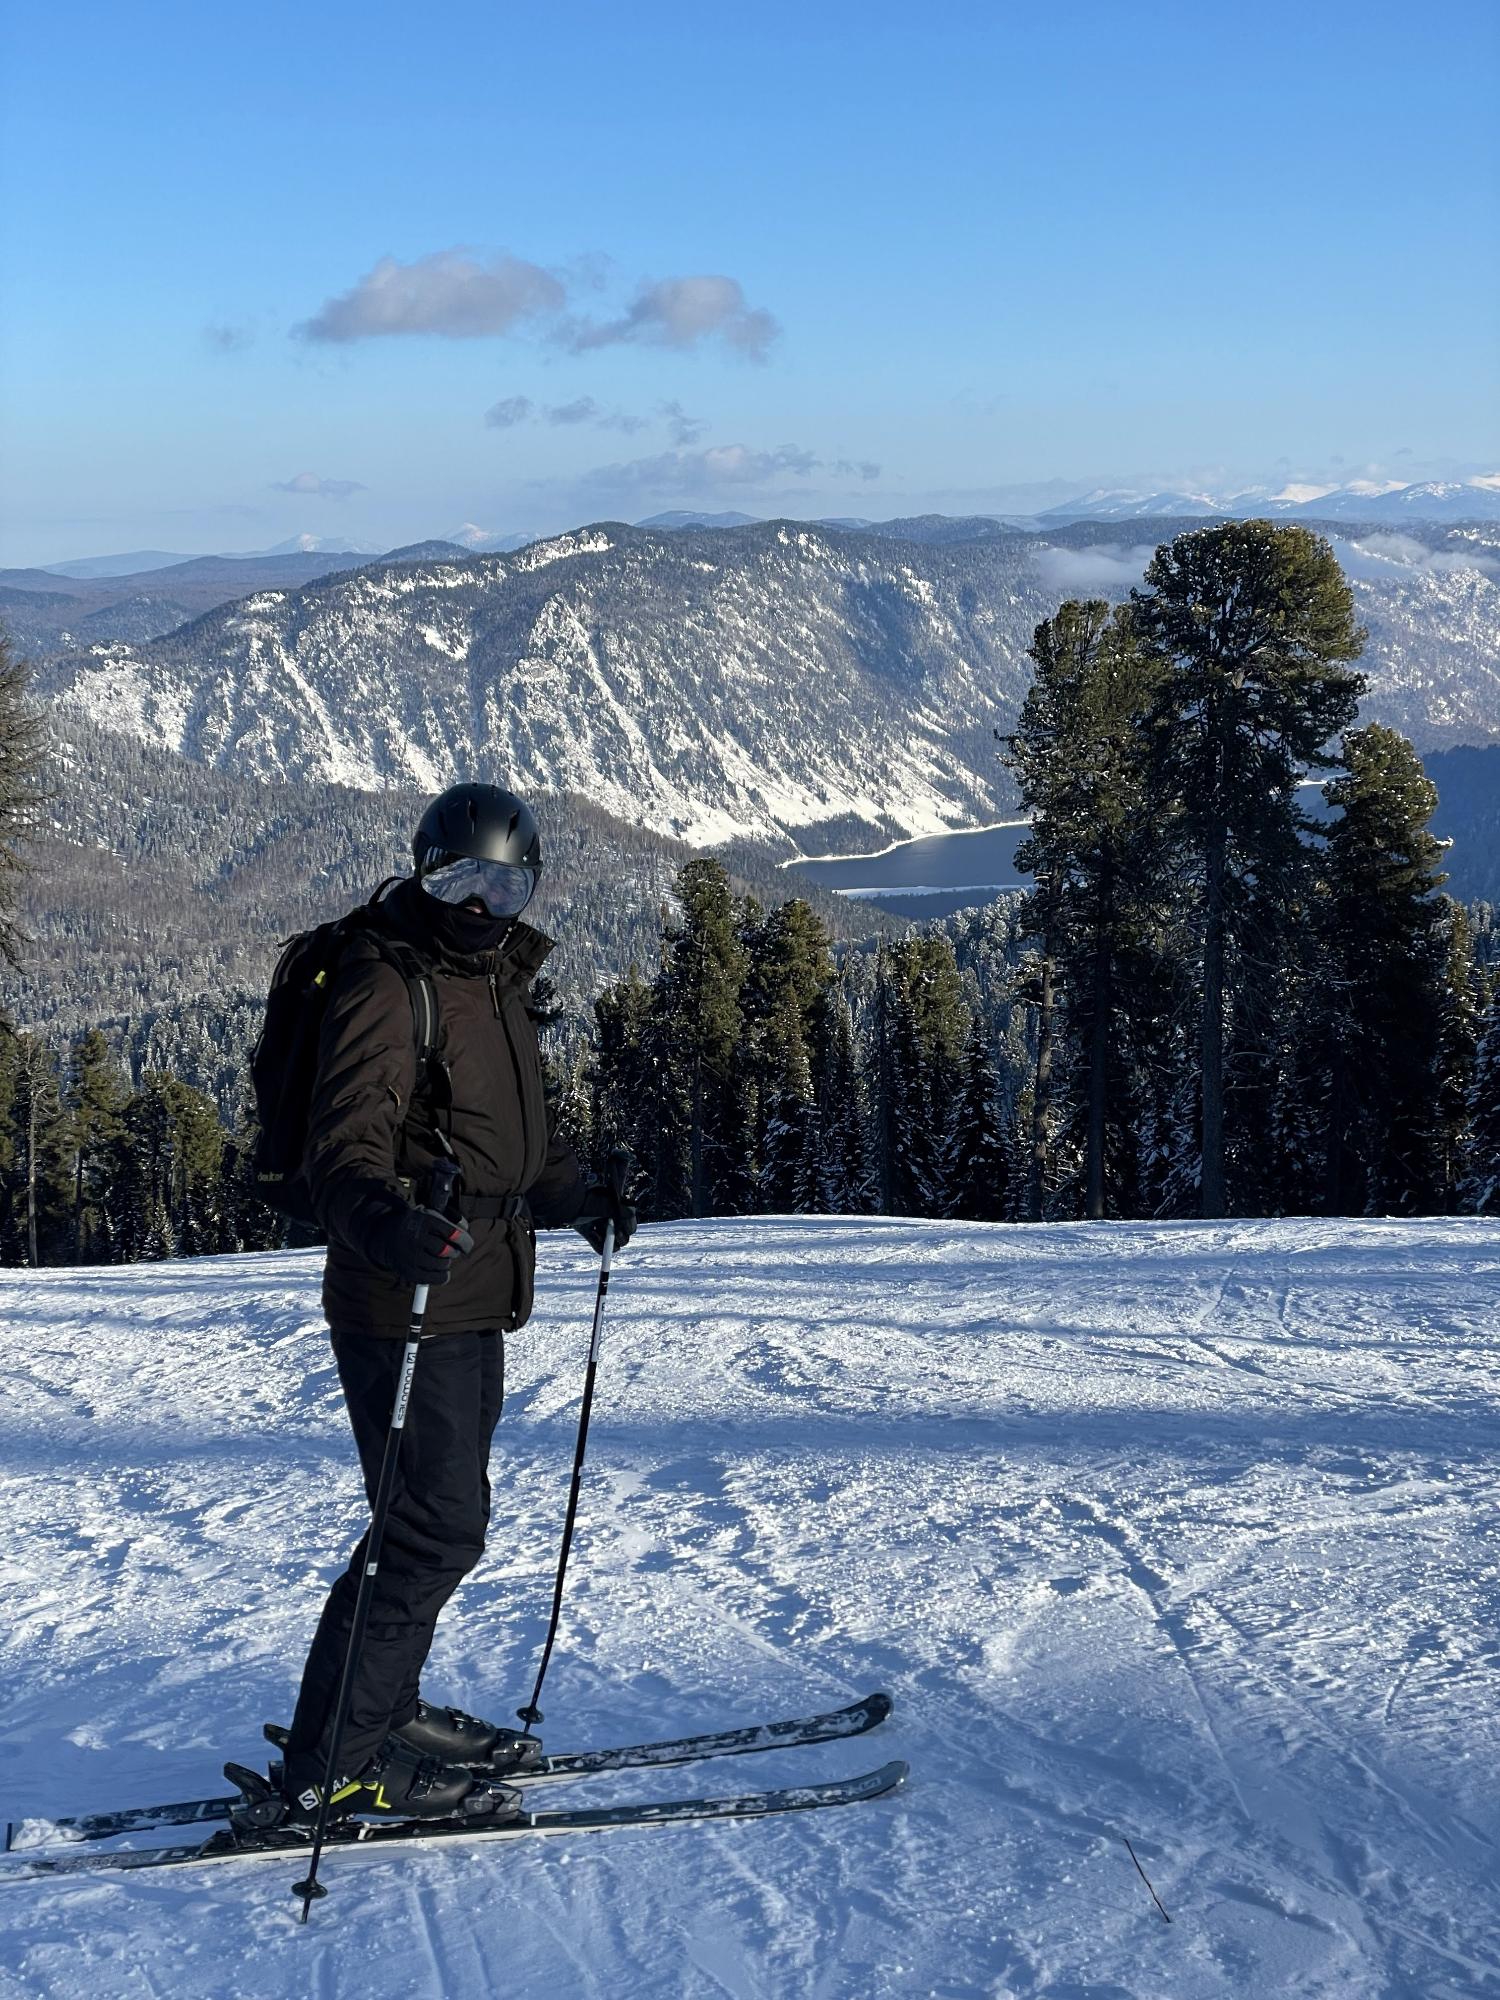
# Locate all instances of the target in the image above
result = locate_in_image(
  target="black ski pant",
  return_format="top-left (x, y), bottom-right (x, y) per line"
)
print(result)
top-left (286, 1326), bottom-right (505, 1782)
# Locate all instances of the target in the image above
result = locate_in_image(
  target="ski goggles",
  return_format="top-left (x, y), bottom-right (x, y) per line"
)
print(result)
top-left (419, 854), bottom-right (540, 920)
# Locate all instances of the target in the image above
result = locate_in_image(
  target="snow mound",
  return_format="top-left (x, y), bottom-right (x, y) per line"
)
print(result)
top-left (2, 1215), bottom-right (1498, 1996)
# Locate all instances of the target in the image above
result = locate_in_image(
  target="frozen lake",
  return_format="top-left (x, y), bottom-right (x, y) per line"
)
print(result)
top-left (787, 821), bottom-right (1030, 918)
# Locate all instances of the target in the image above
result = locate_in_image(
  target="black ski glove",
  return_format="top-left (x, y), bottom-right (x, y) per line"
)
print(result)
top-left (572, 1179), bottom-right (637, 1256)
top-left (388, 1203), bottom-right (475, 1285)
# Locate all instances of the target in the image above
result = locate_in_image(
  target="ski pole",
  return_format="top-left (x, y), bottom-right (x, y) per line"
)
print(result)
top-left (517, 1147), bottom-right (632, 1735)
top-left (295, 1156), bottom-right (462, 1921)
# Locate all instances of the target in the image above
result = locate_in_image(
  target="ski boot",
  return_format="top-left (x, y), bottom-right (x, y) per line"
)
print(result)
top-left (269, 1736), bottom-right (523, 1829)
top-left (393, 1697), bottom-right (545, 1775)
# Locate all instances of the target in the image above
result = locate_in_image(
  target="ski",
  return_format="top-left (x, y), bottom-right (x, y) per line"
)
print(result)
top-left (5, 1691), bottom-right (891, 1851)
top-left (0, 1762), bottom-right (908, 1882)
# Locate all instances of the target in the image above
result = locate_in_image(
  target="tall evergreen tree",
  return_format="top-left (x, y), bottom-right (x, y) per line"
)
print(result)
top-left (164, 1077), bottom-right (226, 1255)
top-left (1133, 521), bottom-right (1365, 1217)
top-left (947, 1018), bottom-right (1011, 1221)
top-left (0, 1024), bottom-right (17, 1259)
top-left (644, 860), bottom-right (750, 1218)
top-left (878, 935), bottom-right (969, 1216)
top-left (1435, 900), bottom-right (1481, 1209)
top-left (62, 1028), bottom-right (128, 1261)
top-left (740, 899), bottom-right (834, 1211)
top-left (1465, 983), bottom-right (1500, 1214)
top-left (1006, 599), bottom-right (1165, 1218)
top-left (106, 1074), bottom-right (225, 1261)
top-left (5, 1033), bottom-right (65, 1264)
top-left (809, 984), bottom-right (875, 1214)
top-left (1319, 724), bottom-right (1449, 1214)
top-left (590, 964), bottom-right (654, 1185)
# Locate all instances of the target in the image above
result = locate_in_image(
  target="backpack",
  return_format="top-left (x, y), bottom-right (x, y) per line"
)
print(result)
top-left (250, 891), bottom-right (451, 1225)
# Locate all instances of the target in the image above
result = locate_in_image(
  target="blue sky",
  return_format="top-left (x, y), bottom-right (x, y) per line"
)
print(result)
top-left (2, 0), bottom-right (1496, 564)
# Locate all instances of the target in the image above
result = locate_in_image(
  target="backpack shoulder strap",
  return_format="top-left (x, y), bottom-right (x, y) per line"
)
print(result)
top-left (363, 929), bottom-right (458, 1170)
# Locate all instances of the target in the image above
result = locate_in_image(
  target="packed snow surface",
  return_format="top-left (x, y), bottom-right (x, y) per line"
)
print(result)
top-left (2, 1215), bottom-right (1499, 1998)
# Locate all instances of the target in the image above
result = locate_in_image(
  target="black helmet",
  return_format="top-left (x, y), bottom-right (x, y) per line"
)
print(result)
top-left (412, 783), bottom-right (542, 923)
top-left (412, 783), bottom-right (542, 874)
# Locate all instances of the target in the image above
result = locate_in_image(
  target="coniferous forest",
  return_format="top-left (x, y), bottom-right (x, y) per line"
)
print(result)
top-left (3, 522), bottom-right (1499, 1265)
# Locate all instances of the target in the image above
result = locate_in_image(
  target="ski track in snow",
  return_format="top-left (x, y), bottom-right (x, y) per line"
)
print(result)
top-left (1, 1216), bottom-right (1498, 1998)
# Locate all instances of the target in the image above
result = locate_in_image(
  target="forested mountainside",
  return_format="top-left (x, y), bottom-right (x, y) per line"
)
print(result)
top-left (30, 518), bottom-right (1500, 854)
top-left (14, 717), bottom-right (878, 1110)
top-left (0, 549), bottom-right (374, 654)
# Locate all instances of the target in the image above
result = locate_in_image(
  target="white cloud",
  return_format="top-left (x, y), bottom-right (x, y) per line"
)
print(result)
top-left (567, 275), bottom-right (778, 360)
top-left (1341, 531), bottom-right (1499, 580)
top-left (298, 250), bottom-right (565, 341)
top-left (271, 471), bottom-right (367, 500)
top-left (1031, 544), bottom-right (1157, 592)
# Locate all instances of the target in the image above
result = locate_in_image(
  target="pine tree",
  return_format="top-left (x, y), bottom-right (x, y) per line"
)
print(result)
top-left (1465, 983), bottom-right (1500, 1213)
top-left (1435, 901), bottom-right (1481, 1209)
top-left (740, 899), bottom-right (833, 1211)
top-left (0, 1024), bottom-right (17, 1259)
top-left (947, 1018), bottom-right (1010, 1221)
top-left (1133, 522), bottom-right (1365, 1217)
top-left (644, 861), bottom-right (749, 1218)
top-left (878, 936), bottom-right (969, 1216)
top-left (106, 1074), bottom-right (226, 1260)
top-left (591, 965), bottom-right (654, 1186)
top-left (5, 1033), bottom-right (65, 1264)
top-left (810, 984), bottom-right (875, 1213)
top-left (1319, 725), bottom-right (1450, 1214)
top-left (163, 1077), bottom-right (226, 1254)
top-left (1005, 600), bottom-right (1166, 1218)
top-left (61, 1028), bottom-right (128, 1261)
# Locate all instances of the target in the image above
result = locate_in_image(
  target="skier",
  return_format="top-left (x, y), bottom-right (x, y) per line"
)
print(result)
top-left (279, 782), bottom-right (636, 1827)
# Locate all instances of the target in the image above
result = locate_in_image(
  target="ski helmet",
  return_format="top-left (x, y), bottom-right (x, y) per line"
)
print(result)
top-left (413, 783), bottom-right (542, 921)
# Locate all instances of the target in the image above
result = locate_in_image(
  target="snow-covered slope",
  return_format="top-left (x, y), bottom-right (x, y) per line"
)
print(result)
top-left (33, 524), bottom-right (1029, 848)
top-left (3, 1216), bottom-right (1499, 1997)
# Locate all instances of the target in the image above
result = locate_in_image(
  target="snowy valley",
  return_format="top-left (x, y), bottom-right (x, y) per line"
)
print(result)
top-left (3, 1215), bottom-right (1498, 1997)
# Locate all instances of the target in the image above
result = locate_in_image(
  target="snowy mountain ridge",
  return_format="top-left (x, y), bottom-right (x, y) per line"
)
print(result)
top-left (32, 518), bottom-right (1500, 852)
top-left (1040, 474), bottom-right (1500, 523)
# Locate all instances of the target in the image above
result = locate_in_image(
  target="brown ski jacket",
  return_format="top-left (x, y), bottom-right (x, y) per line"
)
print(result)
top-left (304, 881), bottom-right (587, 1335)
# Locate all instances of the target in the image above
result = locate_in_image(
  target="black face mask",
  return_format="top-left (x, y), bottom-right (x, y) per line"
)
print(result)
top-left (395, 877), bottom-right (511, 955)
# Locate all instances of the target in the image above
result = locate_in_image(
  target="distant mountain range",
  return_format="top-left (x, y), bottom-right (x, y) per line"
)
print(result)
top-left (16, 471), bottom-right (1498, 587)
top-left (0, 548), bottom-right (380, 654)
top-left (36, 534), bottom-right (378, 579)
top-left (1035, 477), bottom-right (1500, 524)
top-left (28, 515), bottom-right (1500, 854)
